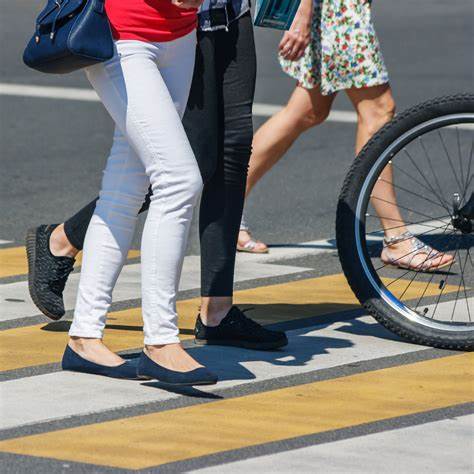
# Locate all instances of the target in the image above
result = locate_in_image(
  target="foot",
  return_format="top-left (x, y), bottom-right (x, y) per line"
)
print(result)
top-left (68, 337), bottom-right (125, 366)
top-left (26, 224), bottom-right (75, 320)
top-left (137, 350), bottom-right (217, 385)
top-left (145, 343), bottom-right (203, 372)
top-left (237, 229), bottom-right (269, 254)
top-left (195, 306), bottom-right (288, 350)
top-left (381, 232), bottom-right (455, 271)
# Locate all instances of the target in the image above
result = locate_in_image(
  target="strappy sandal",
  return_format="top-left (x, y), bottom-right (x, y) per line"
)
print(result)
top-left (381, 231), bottom-right (455, 272)
top-left (237, 230), bottom-right (269, 254)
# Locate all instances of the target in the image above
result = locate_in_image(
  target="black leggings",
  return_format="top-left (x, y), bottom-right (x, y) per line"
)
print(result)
top-left (64, 13), bottom-right (257, 297)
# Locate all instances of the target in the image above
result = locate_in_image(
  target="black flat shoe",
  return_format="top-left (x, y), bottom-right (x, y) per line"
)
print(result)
top-left (137, 351), bottom-right (218, 386)
top-left (194, 306), bottom-right (288, 350)
top-left (62, 345), bottom-right (140, 380)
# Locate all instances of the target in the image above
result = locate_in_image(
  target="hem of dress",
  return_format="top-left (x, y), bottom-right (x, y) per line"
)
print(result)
top-left (281, 65), bottom-right (390, 96)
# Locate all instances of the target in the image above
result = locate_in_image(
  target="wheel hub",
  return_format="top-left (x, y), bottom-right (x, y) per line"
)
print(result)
top-left (452, 192), bottom-right (473, 234)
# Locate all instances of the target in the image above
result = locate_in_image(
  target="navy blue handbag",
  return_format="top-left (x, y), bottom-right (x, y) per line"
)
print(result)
top-left (23, 0), bottom-right (114, 74)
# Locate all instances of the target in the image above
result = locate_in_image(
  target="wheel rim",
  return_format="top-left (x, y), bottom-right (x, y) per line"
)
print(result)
top-left (355, 113), bottom-right (474, 333)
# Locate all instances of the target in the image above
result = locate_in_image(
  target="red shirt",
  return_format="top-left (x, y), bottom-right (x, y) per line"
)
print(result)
top-left (105, 0), bottom-right (197, 43)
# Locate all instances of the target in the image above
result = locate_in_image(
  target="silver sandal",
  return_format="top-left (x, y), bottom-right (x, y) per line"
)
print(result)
top-left (381, 231), bottom-right (454, 271)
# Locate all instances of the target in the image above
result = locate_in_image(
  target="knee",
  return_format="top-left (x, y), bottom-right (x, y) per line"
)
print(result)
top-left (360, 96), bottom-right (396, 138)
top-left (187, 166), bottom-right (204, 199)
top-left (174, 163), bottom-right (204, 206)
top-left (291, 104), bottom-right (331, 131)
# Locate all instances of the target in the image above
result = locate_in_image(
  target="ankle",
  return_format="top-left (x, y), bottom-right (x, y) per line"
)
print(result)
top-left (50, 224), bottom-right (79, 258)
top-left (68, 337), bottom-right (100, 352)
top-left (200, 299), bottom-right (232, 327)
top-left (145, 343), bottom-right (174, 355)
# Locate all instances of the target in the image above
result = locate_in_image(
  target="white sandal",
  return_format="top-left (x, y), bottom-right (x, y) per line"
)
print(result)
top-left (237, 230), bottom-right (269, 254)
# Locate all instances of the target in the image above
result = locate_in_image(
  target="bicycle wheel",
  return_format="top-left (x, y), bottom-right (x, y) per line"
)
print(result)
top-left (336, 94), bottom-right (474, 350)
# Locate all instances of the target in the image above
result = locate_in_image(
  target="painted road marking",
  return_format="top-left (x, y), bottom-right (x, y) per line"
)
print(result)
top-left (192, 415), bottom-right (474, 473)
top-left (0, 247), bottom-right (140, 280)
top-left (0, 82), bottom-right (356, 122)
top-left (0, 354), bottom-right (471, 469)
top-left (0, 315), bottom-right (424, 430)
top-left (2, 83), bottom-right (474, 130)
top-left (0, 256), bottom-right (309, 322)
top-left (0, 217), bottom-right (453, 321)
top-left (0, 274), bottom-right (459, 372)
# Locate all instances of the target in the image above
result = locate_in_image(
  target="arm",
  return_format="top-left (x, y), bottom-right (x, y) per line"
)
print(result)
top-left (279, 0), bottom-right (313, 61)
top-left (172, 0), bottom-right (204, 9)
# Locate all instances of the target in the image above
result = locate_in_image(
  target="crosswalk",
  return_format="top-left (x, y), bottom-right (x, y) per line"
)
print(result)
top-left (0, 241), bottom-right (472, 472)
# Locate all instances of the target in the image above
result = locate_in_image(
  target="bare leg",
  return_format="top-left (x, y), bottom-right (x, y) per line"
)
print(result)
top-left (345, 85), bottom-right (402, 236)
top-left (238, 85), bottom-right (336, 249)
top-left (200, 296), bottom-right (232, 326)
top-left (346, 84), bottom-right (453, 268)
top-left (50, 224), bottom-right (79, 258)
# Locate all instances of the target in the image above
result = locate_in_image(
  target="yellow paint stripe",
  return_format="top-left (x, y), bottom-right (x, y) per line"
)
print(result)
top-left (0, 274), bottom-right (459, 372)
top-left (0, 246), bottom-right (140, 279)
top-left (0, 354), bottom-right (472, 469)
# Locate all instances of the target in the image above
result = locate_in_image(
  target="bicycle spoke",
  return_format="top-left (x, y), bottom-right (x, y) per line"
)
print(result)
top-left (414, 229), bottom-right (456, 311)
top-left (376, 227), bottom-right (455, 273)
top-left (417, 138), bottom-right (449, 206)
top-left (391, 162), bottom-right (452, 214)
top-left (404, 147), bottom-right (449, 209)
top-left (456, 244), bottom-right (471, 322)
top-left (365, 218), bottom-right (451, 237)
top-left (456, 127), bottom-right (466, 194)
top-left (438, 130), bottom-right (464, 191)
top-left (382, 232), bottom-right (456, 297)
top-left (370, 195), bottom-right (444, 221)
top-left (430, 235), bottom-right (463, 320)
top-left (461, 140), bottom-right (474, 201)
top-left (450, 248), bottom-right (470, 321)
top-left (396, 224), bottom-right (452, 302)
top-left (376, 177), bottom-right (451, 212)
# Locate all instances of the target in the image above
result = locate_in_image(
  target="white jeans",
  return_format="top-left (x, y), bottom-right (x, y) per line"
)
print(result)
top-left (69, 31), bottom-right (203, 345)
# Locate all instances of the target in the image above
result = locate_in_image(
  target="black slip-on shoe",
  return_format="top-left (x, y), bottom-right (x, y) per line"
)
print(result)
top-left (137, 351), bottom-right (218, 386)
top-left (26, 224), bottom-right (75, 320)
top-left (62, 345), bottom-right (140, 380)
top-left (194, 306), bottom-right (288, 350)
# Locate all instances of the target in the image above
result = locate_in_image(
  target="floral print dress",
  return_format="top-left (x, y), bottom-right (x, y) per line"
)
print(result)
top-left (280, 0), bottom-right (389, 95)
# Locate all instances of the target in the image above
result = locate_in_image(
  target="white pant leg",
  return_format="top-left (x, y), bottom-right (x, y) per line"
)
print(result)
top-left (70, 32), bottom-right (202, 345)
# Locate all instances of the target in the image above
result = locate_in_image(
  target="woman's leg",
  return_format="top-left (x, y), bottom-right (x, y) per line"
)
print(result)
top-left (69, 35), bottom-right (203, 368)
top-left (345, 84), bottom-right (401, 233)
top-left (197, 14), bottom-right (257, 323)
top-left (346, 84), bottom-right (453, 267)
top-left (238, 84), bottom-right (336, 250)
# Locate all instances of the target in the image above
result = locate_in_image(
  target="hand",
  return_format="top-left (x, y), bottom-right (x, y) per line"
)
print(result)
top-left (171, 0), bottom-right (203, 9)
top-left (279, 2), bottom-right (312, 61)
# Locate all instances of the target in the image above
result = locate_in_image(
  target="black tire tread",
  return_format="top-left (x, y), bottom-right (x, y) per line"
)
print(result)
top-left (336, 94), bottom-right (474, 351)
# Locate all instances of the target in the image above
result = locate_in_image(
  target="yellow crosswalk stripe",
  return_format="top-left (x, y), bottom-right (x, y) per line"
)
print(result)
top-left (0, 274), bottom-right (458, 372)
top-left (0, 354), bottom-right (471, 469)
top-left (0, 246), bottom-right (140, 279)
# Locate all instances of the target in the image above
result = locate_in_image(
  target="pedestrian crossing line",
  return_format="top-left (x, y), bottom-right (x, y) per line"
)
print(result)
top-left (0, 274), bottom-right (459, 372)
top-left (0, 354), bottom-right (471, 470)
top-left (0, 257), bottom-right (309, 322)
top-left (0, 316), bottom-right (424, 430)
top-left (0, 246), bottom-right (140, 279)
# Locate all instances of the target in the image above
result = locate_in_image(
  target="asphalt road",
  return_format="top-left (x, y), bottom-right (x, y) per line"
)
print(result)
top-left (0, 1), bottom-right (473, 473)
top-left (1, 0), bottom-right (473, 253)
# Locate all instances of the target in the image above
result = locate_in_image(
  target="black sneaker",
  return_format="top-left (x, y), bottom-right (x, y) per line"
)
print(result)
top-left (194, 306), bottom-right (288, 350)
top-left (26, 224), bottom-right (75, 320)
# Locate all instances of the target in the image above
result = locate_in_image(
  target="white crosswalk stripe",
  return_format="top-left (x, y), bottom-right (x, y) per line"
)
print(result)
top-left (191, 415), bottom-right (474, 474)
top-left (0, 256), bottom-right (311, 322)
top-left (0, 316), bottom-right (421, 430)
